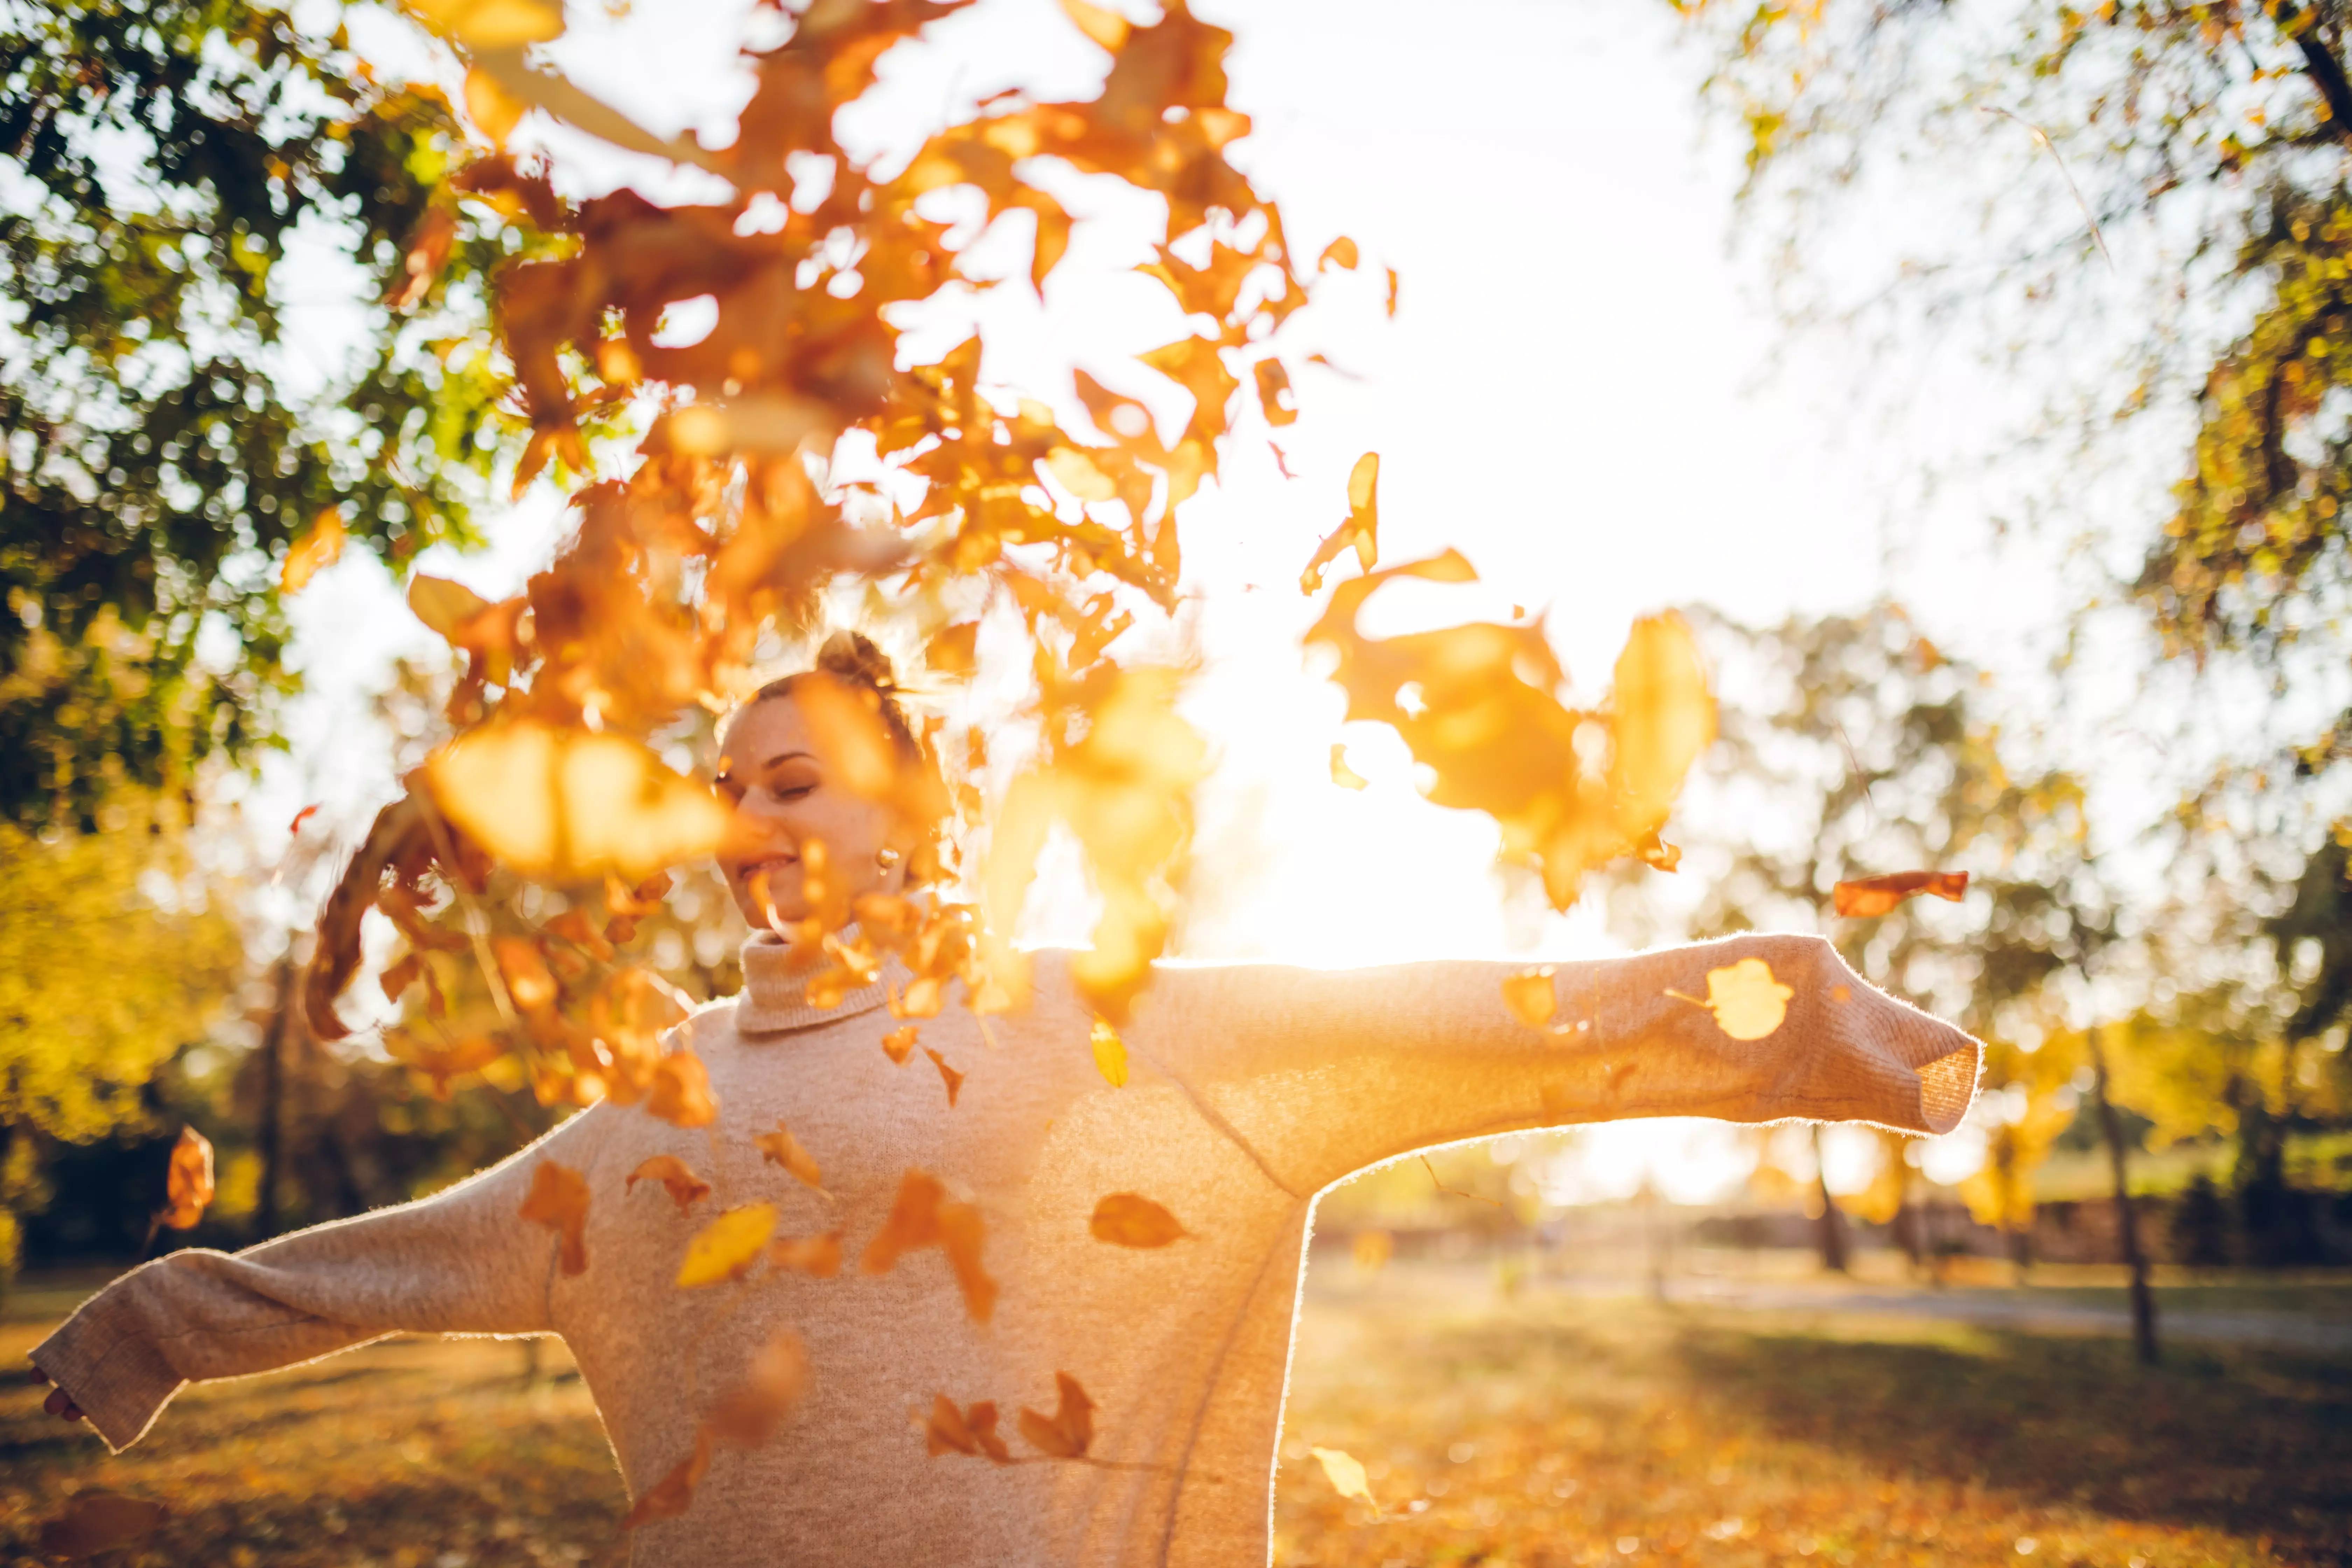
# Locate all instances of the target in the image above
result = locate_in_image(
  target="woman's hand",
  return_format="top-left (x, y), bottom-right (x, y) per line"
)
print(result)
top-left (31, 1367), bottom-right (85, 1423)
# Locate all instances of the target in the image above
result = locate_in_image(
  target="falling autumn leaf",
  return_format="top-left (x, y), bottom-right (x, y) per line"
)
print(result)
top-left (1834, 870), bottom-right (1971, 918)
top-left (881, 1025), bottom-right (919, 1065)
top-left (1089, 1017), bottom-right (1129, 1088)
top-left (1300, 452), bottom-right (1380, 593)
top-left (861, 1170), bottom-right (997, 1323)
top-left (425, 723), bottom-right (731, 884)
top-left (754, 1122), bottom-right (823, 1189)
top-left (1089, 1192), bottom-right (1190, 1247)
top-left (289, 803), bottom-right (320, 837)
top-left (1318, 236), bottom-right (1360, 271)
top-left (621, 1428), bottom-right (711, 1530)
top-left (1329, 744), bottom-right (1369, 791)
top-left (157, 1125), bottom-right (214, 1231)
top-left (645, 1050), bottom-right (718, 1128)
top-left (768, 1229), bottom-right (844, 1278)
top-left (1501, 967), bottom-right (1557, 1030)
top-left (385, 1030), bottom-right (506, 1099)
top-left (279, 508), bottom-right (344, 595)
top-left (1018, 1371), bottom-right (1096, 1459)
top-left (625, 1155), bottom-right (712, 1213)
top-left (1670, 958), bottom-right (1795, 1043)
top-left (1384, 265), bottom-right (1400, 316)
top-left (518, 1160), bottom-right (590, 1276)
top-left (1311, 1447), bottom-right (1381, 1517)
top-left (926, 1047), bottom-right (965, 1107)
top-left (678, 1203), bottom-right (778, 1288)
top-left (925, 1395), bottom-right (1013, 1463)
top-left (38, 1493), bottom-right (168, 1558)
top-left (704, 1328), bottom-right (809, 1448)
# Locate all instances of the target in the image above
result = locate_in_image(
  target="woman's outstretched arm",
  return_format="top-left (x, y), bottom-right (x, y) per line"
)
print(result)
top-left (1125, 933), bottom-right (1980, 1196)
top-left (27, 1105), bottom-right (609, 1454)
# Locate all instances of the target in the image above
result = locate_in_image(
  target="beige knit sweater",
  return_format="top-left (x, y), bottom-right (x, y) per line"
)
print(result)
top-left (32, 932), bottom-right (1978, 1566)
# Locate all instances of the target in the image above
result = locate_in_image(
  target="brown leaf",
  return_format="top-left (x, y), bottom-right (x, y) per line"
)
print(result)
top-left (625, 1154), bottom-right (711, 1212)
top-left (38, 1492), bottom-right (168, 1558)
top-left (280, 507), bottom-right (344, 595)
top-left (861, 1169), bottom-right (997, 1323)
top-left (621, 1427), bottom-right (711, 1530)
top-left (1088, 1192), bottom-right (1189, 1247)
top-left (881, 1024), bottom-right (919, 1065)
top-left (159, 1126), bottom-right (214, 1231)
top-left (754, 1121), bottom-right (823, 1188)
top-left (518, 1160), bottom-right (590, 1276)
top-left (1017, 1371), bottom-right (1096, 1459)
top-left (924, 1394), bottom-right (1013, 1462)
top-left (1834, 870), bottom-right (1971, 918)
top-left (704, 1328), bottom-right (808, 1448)
top-left (385, 204), bottom-right (458, 308)
top-left (925, 1046), bottom-right (964, 1107)
top-left (645, 1050), bottom-right (718, 1128)
top-left (768, 1229), bottom-right (844, 1277)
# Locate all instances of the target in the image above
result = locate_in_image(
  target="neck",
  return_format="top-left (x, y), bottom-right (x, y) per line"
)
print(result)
top-left (736, 927), bottom-right (907, 1034)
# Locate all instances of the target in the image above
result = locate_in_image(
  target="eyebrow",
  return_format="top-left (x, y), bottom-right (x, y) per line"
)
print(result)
top-left (715, 749), bottom-right (816, 783)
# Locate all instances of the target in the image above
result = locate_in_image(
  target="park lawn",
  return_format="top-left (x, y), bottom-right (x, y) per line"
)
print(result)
top-left (2, 1265), bottom-right (2346, 1567)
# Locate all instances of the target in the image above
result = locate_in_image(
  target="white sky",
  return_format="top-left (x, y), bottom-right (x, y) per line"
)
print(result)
top-left (245, 0), bottom-right (2093, 1201)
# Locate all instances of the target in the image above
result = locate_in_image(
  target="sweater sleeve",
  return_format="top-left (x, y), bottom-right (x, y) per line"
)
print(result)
top-left (1126, 933), bottom-right (1980, 1196)
top-left (27, 1105), bottom-right (608, 1455)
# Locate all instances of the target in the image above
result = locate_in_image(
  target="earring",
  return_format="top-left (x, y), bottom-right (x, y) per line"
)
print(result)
top-left (875, 846), bottom-right (902, 871)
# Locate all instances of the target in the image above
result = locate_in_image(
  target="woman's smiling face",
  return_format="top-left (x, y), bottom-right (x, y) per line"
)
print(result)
top-left (714, 692), bottom-right (905, 929)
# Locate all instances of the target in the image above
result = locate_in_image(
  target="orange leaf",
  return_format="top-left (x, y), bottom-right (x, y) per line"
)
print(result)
top-left (1058, 0), bottom-right (1130, 51)
top-left (768, 1229), bottom-right (843, 1278)
top-left (677, 1203), bottom-right (778, 1288)
top-left (645, 1050), bottom-right (718, 1128)
top-left (1834, 870), bottom-right (1970, 919)
top-left (625, 1154), bottom-right (711, 1212)
top-left (518, 1160), bottom-right (590, 1275)
top-left (1299, 452), bottom-right (1379, 593)
top-left (861, 1169), bottom-right (997, 1323)
top-left (1253, 357), bottom-right (1296, 427)
top-left (924, 1394), bottom-right (1013, 1462)
top-left (704, 1328), bottom-right (808, 1448)
top-left (384, 1029), bottom-right (505, 1098)
top-left (1089, 1192), bottom-right (1189, 1247)
top-left (159, 1126), bottom-right (214, 1231)
top-left (1017, 1371), bottom-right (1096, 1459)
top-left (1318, 236), bottom-right (1360, 271)
top-left (881, 1025), bottom-right (919, 1065)
top-left (289, 803), bottom-right (320, 836)
top-left (1500, 968), bottom-right (1556, 1030)
top-left (493, 936), bottom-right (559, 1011)
top-left (621, 1427), bottom-right (710, 1530)
top-left (925, 1047), bottom-right (964, 1107)
top-left (280, 508), bottom-right (344, 595)
top-left (754, 1122), bottom-right (823, 1189)
top-left (1384, 265), bottom-right (1400, 317)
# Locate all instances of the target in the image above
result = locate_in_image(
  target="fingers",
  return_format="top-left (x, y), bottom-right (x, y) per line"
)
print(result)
top-left (41, 1382), bottom-right (86, 1423)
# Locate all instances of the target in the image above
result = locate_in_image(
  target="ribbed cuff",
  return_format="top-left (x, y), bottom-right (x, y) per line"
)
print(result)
top-left (28, 1298), bottom-right (187, 1455)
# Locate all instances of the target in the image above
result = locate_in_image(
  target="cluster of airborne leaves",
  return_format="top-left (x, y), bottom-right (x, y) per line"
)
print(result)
top-left (108, 0), bottom-right (1977, 1532)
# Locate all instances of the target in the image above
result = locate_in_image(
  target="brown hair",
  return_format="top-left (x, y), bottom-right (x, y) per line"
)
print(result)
top-left (748, 630), bottom-right (923, 765)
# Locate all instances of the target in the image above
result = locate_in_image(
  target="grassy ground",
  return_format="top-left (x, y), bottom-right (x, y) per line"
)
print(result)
top-left (2, 1263), bottom-right (2346, 1566)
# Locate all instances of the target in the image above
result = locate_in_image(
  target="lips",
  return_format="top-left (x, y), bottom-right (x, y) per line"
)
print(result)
top-left (736, 853), bottom-right (799, 884)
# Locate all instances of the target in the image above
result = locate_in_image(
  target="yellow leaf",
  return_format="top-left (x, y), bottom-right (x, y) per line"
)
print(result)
top-left (1044, 445), bottom-right (1119, 502)
top-left (1500, 967), bottom-right (1556, 1030)
top-left (1329, 744), bottom-right (1368, 791)
top-left (464, 63), bottom-right (527, 148)
top-left (1311, 1446), bottom-right (1380, 1516)
top-left (280, 508), bottom-right (344, 595)
top-left (1090, 1017), bottom-right (1129, 1088)
top-left (425, 722), bottom-right (730, 882)
top-left (1059, 0), bottom-right (1130, 51)
top-left (406, 574), bottom-right (493, 641)
top-left (1609, 613), bottom-right (1714, 838)
top-left (1680, 958), bottom-right (1794, 1042)
top-left (677, 1203), bottom-right (778, 1288)
top-left (1089, 1192), bottom-right (1189, 1247)
top-left (401, 0), bottom-right (564, 48)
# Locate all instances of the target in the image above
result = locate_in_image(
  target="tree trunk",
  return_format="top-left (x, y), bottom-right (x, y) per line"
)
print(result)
top-left (1812, 1125), bottom-right (1849, 1274)
top-left (2088, 1026), bottom-right (2158, 1365)
top-left (255, 954), bottom-right (294, 1241)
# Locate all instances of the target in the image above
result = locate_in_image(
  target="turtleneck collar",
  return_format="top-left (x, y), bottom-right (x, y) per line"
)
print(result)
top-left (735, 931), bottom-right (909, 1035)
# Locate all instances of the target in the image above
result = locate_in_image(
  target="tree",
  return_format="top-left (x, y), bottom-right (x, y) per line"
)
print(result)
top-left (0, 800), bottom-right (240, 1291)
top-left (1, 0), bottom-right (510, 831)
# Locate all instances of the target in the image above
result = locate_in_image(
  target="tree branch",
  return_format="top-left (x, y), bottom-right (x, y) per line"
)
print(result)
top-left (2275, 2), bottom-right (2352, 145)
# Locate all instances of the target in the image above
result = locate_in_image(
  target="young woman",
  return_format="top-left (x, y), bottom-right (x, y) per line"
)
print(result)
top-left (32, 634), bottom-right (1980, 1567)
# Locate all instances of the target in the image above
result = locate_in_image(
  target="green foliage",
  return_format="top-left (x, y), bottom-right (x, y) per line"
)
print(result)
top-left (0, 0), bottom-right (510, 831)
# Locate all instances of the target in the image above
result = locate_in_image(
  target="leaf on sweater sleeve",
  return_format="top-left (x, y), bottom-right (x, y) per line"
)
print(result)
top-left (925, 1047), bottom-right (965, 1107)
top-left (1089, 1192), bottom-right (1190, 1247)
top-left (704, 1328), bottom-right (808, 1448)
top-left (768, 1229), bottom-right (843, 1277)
top-left (677, 1203), bottom-right (777, 1288)
top-left (159, 1125), bottom-right (215, 1231)
top-left (1500, 968), bottom-right (1556, 1030)
top-left (518, 1160), bottom-right (591, 1276)
top-left (923, 1394), bottom-right (1013, 1462)
top-left (645, 1050), bottom-right (718, 1128)
top-left (621, 1427), bottom-right (711, 1530)
top-left (1667, 958), bottom-right (1795, 1043)
top-left (861, 1170), bottom-right (997, 1322)
top-left (753, 1122), bottom-right (824, 1189)
top-left (625, 1155), bottom-right (711, 1212)
top-left (1017, 1371), bottom-right (1096, 1458)
top-left (1833, 870), bottom-right (1970, 918)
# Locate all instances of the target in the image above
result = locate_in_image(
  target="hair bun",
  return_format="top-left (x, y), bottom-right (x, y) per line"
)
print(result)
top-left (814, 629), bottom-right (898, 693)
